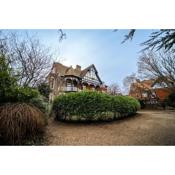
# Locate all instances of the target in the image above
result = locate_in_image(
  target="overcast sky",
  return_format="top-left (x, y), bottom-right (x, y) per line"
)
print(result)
top-left (8, 29), bottom-right (154, 88)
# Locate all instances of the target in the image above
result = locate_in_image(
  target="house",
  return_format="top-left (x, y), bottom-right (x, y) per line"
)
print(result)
top-left (129, 79), bottom-right (174, 104)
top-left (47, 62), bottom-right (107, 101)
top-left (129, 79), bottom-right (154, 100)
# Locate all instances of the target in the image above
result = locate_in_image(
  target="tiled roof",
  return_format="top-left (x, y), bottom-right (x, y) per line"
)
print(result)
top-left (154, 88), bottom-right (174, 101)
top-left (129, 78), bottom-right (174, 101)
top-left (46, 62), bottom-right (104, 87)
top-left (52, 63), bottom-right (82, 77)
top-left (50, 63), bottom-right (102, 82)
top-left (53, 62), bottom-right (69, 76)
top-left (130, 79), bottom-right (154, 92)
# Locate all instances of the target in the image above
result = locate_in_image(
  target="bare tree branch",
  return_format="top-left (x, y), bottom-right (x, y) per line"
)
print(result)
top-left (0, 31), bottom-right (53, 87)
top-left (58, 29), bottom-right (66, 42)
top-left (108, 83), bottom-right (121, 95)
top-left (123, 73), bottom-right (137, 94)
top-left (138, 50), bottom-right (175, 88)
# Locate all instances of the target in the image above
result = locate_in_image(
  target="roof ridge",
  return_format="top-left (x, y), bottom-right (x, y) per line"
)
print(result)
top-left (54, 62), bottom-right (69, 68)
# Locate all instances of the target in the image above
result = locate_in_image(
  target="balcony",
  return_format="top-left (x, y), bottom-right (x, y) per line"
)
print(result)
top-left (64, 86), bottom-right (78, 92)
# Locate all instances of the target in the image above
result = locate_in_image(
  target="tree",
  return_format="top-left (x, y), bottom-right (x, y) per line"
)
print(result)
top-left (0, 31), bottom-right (53, 87)
top-left (0, 55), bottom-right (17, 103)
top-left (59, 29), bottom-right (175, 52)
top-left (138, 50), bottom-right (175, 88)
top-left (108, 83), bottom-right (121, 95)
top-left (58, 29), bottom-right (66, 42)
top-left (141, 30), bottom-right (175, 52)
top-left (123, 73), bottom-right (137, 94)
top-left (37, 82), bottom-right (51, 99)
top-left (115, 29), bottom-right (175, 52)
top-left (120, 29), bottom-right (136, 44)
top-left (0, 54), bottom-right (40, 104)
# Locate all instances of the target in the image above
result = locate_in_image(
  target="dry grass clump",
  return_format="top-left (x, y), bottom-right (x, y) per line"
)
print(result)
top-left (0, 103), bottom-right (46, 145)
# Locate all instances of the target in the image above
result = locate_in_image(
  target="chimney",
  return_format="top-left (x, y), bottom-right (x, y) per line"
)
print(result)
top-left (136, 79), bottom-right (140, 82)
top-left (76, 65), bottom-right (81, 71)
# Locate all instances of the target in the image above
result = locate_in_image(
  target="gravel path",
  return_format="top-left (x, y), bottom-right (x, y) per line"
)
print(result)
top-left (45, 110), bottom-right (175, 145)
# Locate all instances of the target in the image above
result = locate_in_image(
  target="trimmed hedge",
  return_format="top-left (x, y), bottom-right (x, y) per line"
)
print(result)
top-left (52, 91), bottom-right (140, 121)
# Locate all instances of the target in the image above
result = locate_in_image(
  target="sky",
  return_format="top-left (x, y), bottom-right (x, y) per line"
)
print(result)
top-left (8, 29), bottom-right (154, 88)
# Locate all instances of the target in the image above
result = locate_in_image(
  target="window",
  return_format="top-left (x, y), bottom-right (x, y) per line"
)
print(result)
top-left (66, 82), bottom-right (72, 91)
top-left (50, 78), bottom-right (54, 89)
top-left (151, 91), bottom-right (157, 98)
top-left (65, 81), bottom-right (78, 91)
top-left (83, 85), bottom-right (86, 90)
top-left (142, 92), bottom-right (147, 97)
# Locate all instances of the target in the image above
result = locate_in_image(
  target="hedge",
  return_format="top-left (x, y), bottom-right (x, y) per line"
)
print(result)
top-left (52, 91), bottom-right (140, 121)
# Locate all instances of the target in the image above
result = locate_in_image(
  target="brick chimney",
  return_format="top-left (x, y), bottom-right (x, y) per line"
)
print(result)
top-left (136, 79), bottom-right (140, 83)
top-left (76, 65), bottom-right (81, 71)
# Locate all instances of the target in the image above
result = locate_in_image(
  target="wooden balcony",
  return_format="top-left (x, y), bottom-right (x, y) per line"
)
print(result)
top-left (64, 86), bottom-right (78, 92)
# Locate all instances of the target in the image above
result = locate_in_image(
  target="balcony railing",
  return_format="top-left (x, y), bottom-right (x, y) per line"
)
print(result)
top-left (64, 86), bottom-right (78, 92)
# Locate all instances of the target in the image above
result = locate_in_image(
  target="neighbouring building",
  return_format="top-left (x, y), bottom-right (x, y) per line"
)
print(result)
top-left (129, 79), bottom-right (174, 104)
top-left (47, 62), bottom-right (108, 101)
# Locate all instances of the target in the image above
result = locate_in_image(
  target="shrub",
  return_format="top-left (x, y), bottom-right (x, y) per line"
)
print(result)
top-left (126, 96), bottom-right (141, 113)
top-left (52, 91), bottom-right (113, 121)
top-left (0, 55), bottom-right (18, 103)
top-left (0, 83), bottom-right (40, 104)
top-left (37, 82), bottom-right (51, 100)
top-left (166, 92), bottom-right (175, 107)
top-left (112, 96), bottom-right (140, 116)
top-left (138, 99), bottom-right (145, 109)
top-left (52, 91), bottom-right (140, 122)
top-left (0, 54), bottom-right (41, 104)
top-left (29, 95), bottom-right (49, 117)
top-left (0, 103), bottom-right (46, 145)
top-left (15, 87), bottom-right (40, 102)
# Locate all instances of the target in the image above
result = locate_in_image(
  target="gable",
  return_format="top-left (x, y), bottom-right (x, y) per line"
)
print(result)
top-left (83, 65), bottom-right (102, 84)
top-left (85, 67), bottom-right (98, 79)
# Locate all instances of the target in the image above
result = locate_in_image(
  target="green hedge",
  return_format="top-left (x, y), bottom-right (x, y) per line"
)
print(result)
top-left (29, 96), bottom-right (49, 114)
top-left (52, 91), bottom-right (140, 122)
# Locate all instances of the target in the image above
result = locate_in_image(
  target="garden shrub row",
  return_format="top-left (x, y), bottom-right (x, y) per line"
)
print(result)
top-left (52, 91), bottom-right (140, 122)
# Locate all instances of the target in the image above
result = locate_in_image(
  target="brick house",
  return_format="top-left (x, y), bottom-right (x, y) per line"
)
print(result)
top-left (47, 62), bottom-right (107, 101)
top-left (129, 79), bottom-right (174, 104)
top-left (129, 79), bottom-right (154, 100)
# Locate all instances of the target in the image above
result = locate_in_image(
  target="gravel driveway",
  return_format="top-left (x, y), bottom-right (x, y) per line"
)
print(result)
top-left (46, 110), bottom-right (175, 145)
